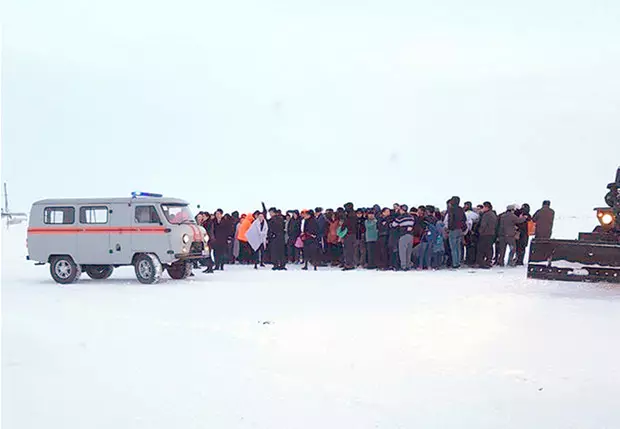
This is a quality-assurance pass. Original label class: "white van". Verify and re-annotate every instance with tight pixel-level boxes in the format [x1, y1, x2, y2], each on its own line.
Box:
[27, 193, 208, 284]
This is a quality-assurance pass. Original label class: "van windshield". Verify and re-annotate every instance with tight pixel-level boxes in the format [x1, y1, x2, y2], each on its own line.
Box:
[161, 204, 195, 225]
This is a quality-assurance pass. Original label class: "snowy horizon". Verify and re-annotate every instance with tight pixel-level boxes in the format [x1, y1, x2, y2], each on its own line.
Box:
[2, 0, 620, 215]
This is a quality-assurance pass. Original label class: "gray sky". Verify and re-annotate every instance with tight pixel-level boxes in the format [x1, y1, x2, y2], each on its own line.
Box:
[2, 0, 619, 215]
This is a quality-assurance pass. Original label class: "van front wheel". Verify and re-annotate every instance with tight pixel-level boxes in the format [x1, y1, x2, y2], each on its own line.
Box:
[134, 254, 162, 284]
[167, 260, 192, 280]
[50, 256, 82, 284]
[85, 265, 114, 280]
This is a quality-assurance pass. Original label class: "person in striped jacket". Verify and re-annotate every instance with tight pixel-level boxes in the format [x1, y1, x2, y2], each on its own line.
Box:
[391, 205, 415, 271]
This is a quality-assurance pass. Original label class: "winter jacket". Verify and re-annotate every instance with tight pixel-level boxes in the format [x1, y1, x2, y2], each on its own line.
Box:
[378, 216, 390, 237]
[268, 215, 285, 243]
[211, 218, 232, 245]
[301, 216, 319, 242]
[343, 210, 358, 238]
[465, 210, 480, 234]
[364, 219, 378, 242]
[327, 220, 340, 244]
[287, 217, 301, 245]
[498, 211, 525, 238]
[316, 214, 327, 238]
[391, 213, 415, 237]
[446, 206, 467, 231]
[356, 217, 366, 240]
[434, 221, 447, 253]
[478, 210, 498, 237]
[237, 214, 254, 242]
[533, 206, 555, 239]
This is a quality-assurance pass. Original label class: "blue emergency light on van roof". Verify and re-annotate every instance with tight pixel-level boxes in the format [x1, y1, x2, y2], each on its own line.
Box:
[131, 192, 163, 198]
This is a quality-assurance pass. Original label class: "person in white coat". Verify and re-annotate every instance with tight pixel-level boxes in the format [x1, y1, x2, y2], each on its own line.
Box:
[247, 212, 269, 269]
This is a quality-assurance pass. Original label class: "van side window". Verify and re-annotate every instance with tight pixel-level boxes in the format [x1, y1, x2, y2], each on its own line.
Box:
[135, 206, 161, 224]
[80, 206, 109, 224]
[44, 207, 75, 224]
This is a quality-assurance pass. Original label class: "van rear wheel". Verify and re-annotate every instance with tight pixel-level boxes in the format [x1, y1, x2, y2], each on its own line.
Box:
[167, 260, 192, 280]
[50, 256, 81, 284]
[85, 265, 114, 280]
[134, 254, 162, 284]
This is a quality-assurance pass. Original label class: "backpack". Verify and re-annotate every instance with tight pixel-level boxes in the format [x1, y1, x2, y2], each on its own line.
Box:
[425, 222, 439, 244]
[430, 223, 445, 252]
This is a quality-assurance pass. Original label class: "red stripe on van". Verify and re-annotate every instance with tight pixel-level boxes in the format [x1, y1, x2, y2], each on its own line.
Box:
[28, 227, 167, 235]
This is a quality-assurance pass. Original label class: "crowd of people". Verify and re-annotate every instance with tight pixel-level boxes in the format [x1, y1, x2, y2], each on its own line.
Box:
[193, 198, 555, 273]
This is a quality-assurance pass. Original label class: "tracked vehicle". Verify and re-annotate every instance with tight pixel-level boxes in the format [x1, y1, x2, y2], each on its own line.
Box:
[527, 167, 620, 283]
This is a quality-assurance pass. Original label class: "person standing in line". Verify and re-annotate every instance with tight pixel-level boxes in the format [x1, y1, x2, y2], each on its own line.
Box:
[463, 201, 480, 266]
[475, 202, 498, 269]
[496, 204, 526, 267]
[364, 210, 379, 269]
[341, 202, 358, 270]
[377, 207, 391, 270]
[301, 210, 319, 271]
[315, 207, 327, 265]
[515, 203, 532, 266]
[354, 209, 367, 267]
[249, 212, 269, 269]
[533, 200, 555, 240]
[267, 208, 287, 271]
[391, 204, 415, 271]
[326, 212, 342, 266]
[211, 209, 231, 271]
[445, 196, 467, 269]
[286, 210, 301, 263]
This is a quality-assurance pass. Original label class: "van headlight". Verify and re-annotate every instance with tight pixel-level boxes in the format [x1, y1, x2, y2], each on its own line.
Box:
[182, 234, 190, 244]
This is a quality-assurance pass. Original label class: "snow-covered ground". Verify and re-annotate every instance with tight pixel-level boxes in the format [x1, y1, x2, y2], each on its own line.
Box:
[2, 216, 620, 429]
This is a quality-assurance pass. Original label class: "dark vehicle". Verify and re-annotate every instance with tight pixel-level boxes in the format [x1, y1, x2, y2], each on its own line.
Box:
[527, 167, 620, 283]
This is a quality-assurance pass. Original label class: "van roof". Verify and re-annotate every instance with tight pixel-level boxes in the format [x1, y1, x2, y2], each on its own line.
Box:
[32, 197, 190, 206]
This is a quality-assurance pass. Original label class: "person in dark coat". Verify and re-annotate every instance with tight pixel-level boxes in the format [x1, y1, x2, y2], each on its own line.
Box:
[315, 207, 328, 265]
[533, 200, 555, 240]
[341, 202, 358, 270]
[496, 205, 526, 267]
[354, 209, 367, 266]
[268, 208, 287, 270]
[211, 209, 232, 271]
[475, 202, 498, 269]
[286, 210, 301, 263]
[193, 213, 213, 274]
[301, 210, 319, 270]
[515, 203, 532, 266]
[377, 207, 391, 270]
[446, 196, 467, 268]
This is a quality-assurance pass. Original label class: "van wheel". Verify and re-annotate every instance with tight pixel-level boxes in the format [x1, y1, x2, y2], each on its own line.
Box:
[50, 256, 82, 284]
[134, 254, 162, 284]
[167, 260, 192, 280]
[85, 265, 114, 280]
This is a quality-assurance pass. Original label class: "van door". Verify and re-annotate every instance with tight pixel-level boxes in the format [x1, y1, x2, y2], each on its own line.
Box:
[109, 203, 132, 265]
[131, 204, 170, 263]
[77, 205, 112, 265]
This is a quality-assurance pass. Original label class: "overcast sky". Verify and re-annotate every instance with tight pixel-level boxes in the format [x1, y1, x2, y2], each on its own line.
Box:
[2, 0, 619, 216]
